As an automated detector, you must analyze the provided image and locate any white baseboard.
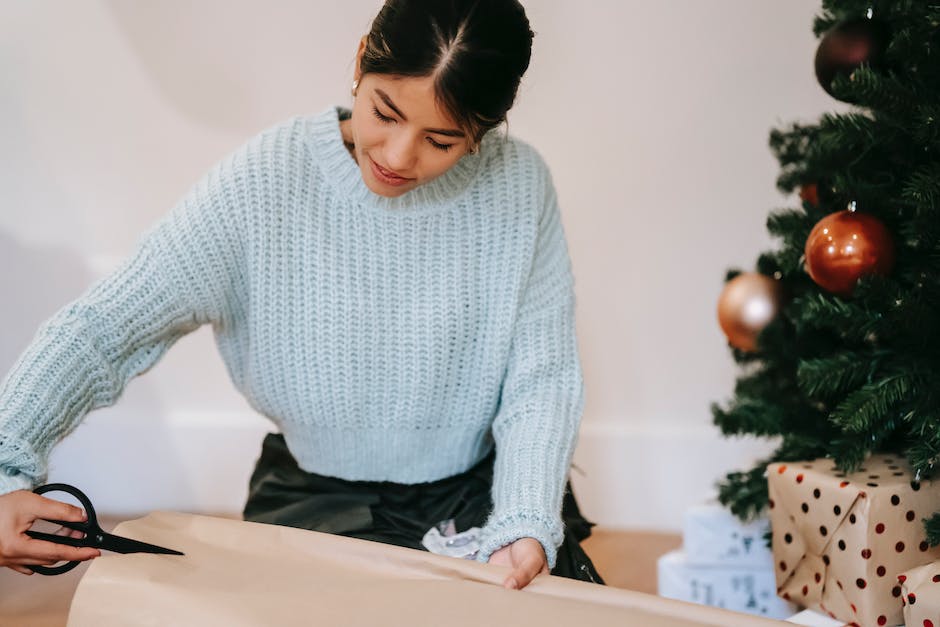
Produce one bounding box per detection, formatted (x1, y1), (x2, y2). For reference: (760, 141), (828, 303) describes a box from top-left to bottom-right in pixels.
(48, 411), (775, 530)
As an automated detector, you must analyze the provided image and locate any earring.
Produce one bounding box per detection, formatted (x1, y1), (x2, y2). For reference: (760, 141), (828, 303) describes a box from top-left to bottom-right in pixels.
(351, 79), (359, 97)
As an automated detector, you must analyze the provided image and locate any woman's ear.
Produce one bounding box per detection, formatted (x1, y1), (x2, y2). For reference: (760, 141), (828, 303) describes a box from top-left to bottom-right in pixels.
(354, 35), (367, 82)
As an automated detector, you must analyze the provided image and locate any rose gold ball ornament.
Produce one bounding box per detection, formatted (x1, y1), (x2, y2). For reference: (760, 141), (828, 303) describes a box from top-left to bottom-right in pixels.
(804, 208), (895, 297)
(717, 273), (784, 352)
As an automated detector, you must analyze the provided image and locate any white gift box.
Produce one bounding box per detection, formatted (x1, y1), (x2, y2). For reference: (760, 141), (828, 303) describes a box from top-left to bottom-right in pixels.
(784, 609), (845, 626)
(657, 550), (797, 620)
(683, 502), (773, 567)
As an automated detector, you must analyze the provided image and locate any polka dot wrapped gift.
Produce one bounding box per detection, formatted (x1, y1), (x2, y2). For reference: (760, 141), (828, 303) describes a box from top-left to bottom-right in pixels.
(767, 455), (940, 627)
(898, 560), (940, 627)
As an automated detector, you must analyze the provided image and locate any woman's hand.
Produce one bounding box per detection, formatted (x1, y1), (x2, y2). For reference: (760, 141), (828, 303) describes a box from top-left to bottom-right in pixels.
(487, 537), (549, 590)
(0, 490), (100, 575)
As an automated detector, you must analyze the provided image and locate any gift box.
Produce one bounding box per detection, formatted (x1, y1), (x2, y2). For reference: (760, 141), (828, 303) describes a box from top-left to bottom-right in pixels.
(768, 454), (940, 627)
(658, 550), (797, 619)
(684, 502), (773, 567)
(898, 560), (940, 627)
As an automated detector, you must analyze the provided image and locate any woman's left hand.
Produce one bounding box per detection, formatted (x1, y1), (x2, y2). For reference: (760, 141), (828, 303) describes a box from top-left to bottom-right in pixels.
(488, 537), (549, 590)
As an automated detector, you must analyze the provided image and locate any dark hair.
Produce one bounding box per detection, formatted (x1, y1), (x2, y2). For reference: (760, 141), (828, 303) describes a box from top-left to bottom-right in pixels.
(360, 0), (534, 145)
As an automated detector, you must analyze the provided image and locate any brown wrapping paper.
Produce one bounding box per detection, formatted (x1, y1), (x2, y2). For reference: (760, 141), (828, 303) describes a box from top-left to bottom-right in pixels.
(899, 560), (940, 627)
(66, 512), (783, 626)
(768, 455), (940, 627)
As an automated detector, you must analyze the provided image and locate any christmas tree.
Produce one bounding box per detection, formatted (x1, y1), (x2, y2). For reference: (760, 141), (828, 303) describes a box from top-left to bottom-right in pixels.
(714, 0), (940, 544)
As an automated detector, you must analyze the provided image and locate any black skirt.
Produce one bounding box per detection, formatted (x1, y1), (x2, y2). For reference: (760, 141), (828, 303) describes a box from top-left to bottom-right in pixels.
(243, 433), (605, 584)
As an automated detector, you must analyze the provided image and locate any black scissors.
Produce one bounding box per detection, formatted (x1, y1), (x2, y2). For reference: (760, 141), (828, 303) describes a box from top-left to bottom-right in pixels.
(26, 483), (184, 575)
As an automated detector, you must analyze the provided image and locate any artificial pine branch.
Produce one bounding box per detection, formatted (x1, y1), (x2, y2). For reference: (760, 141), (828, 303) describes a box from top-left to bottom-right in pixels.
(796, 352), (881, 400)
(829, 374), (916, 433)
(718, 464), (768, 522)
(717, 3), (940, 545)
(925, 513), (940, 547)
(902, 164), (940, 213)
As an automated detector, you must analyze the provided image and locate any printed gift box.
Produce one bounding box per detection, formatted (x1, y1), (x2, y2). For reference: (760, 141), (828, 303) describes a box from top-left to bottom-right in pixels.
(683, 502), (773, 567)
(768, 454), (940, 627)
(657, 550), (797, 619)
(898, 560), (940, 627)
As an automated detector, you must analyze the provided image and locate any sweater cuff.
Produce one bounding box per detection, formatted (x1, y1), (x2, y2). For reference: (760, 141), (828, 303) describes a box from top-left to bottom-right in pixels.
(0, 430), (41, 496)
(475, 511), (563, 570)
(0, 468), (33, 496)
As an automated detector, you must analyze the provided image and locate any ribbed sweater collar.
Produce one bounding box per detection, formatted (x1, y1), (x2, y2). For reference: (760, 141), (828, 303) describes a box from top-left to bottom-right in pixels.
(305, 106), (493, 213)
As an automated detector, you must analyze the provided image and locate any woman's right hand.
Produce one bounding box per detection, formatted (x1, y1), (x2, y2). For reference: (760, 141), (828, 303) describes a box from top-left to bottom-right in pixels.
(0, 489), (100, 575)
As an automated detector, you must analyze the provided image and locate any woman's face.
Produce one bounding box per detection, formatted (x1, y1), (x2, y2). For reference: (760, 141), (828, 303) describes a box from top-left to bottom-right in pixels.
(348, 71), (472, 198)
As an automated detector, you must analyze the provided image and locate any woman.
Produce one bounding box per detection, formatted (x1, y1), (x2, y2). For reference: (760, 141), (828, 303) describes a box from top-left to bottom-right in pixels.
(0, 0), (602, 591)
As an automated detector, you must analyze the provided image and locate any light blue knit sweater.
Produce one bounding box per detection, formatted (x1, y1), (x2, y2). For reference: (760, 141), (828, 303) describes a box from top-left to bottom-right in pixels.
(0, 106), (583, 567)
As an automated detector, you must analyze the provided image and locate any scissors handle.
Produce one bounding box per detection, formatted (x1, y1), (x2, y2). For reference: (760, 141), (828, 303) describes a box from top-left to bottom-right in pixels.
(26, 483), (103, 575)
(27, 483), (101, 575)
(24, 530), (87, 548)
(25, 483), (183, 575)
(33, 483), (100, 524)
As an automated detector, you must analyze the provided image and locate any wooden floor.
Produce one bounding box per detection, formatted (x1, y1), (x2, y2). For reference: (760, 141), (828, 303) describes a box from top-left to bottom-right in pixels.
(0, 522), (680, 627)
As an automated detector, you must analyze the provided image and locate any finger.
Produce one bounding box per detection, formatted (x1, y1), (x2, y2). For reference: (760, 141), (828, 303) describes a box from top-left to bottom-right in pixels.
(16, 549), (98, 567)
(503, 555), (545, 590)
(61, 527), (86, 540)
(24, 540), (99, 564)
(30, 493), (86, 523)
(8, 564), (34, 576)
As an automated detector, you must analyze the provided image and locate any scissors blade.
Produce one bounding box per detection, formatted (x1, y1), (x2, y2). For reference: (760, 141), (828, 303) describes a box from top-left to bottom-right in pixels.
(98, 532), (184, 556)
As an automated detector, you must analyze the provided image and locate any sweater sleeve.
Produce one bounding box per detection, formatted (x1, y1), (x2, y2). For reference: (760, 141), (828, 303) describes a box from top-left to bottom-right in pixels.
(0, 131), (260, 496)
(475, 170), (584, 569)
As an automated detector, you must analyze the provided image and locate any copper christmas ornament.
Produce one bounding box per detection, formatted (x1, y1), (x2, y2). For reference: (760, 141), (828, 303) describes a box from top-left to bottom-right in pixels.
(804, 209), (895, 297)
(799, 183), (819, 208)
(814, 17), (888, 100)
(717, 273), (783, 352)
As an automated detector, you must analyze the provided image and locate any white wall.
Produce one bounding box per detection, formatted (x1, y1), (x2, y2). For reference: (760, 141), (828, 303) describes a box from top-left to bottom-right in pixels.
(0, 1), (838, 528)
